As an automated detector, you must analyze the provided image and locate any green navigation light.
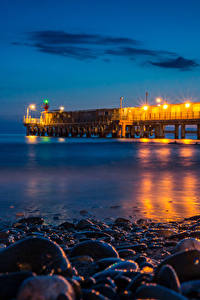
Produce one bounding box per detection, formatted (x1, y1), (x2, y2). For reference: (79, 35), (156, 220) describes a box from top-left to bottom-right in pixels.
(43, 99), (49, 104)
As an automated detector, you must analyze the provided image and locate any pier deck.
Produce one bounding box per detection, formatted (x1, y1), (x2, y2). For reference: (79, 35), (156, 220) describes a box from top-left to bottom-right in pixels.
(24, 102), (200, 139)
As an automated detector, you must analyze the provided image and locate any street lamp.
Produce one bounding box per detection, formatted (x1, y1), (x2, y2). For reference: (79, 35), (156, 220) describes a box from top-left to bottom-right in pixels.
(60, 106), (64, 112)
(26, 104), (36, 119)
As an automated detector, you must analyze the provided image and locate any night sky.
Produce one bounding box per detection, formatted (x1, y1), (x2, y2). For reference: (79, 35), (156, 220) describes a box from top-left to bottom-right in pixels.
(1, 0), (200, 131)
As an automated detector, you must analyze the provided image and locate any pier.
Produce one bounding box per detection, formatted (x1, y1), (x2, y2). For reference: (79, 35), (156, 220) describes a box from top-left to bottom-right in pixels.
(24, 101), (200, 139)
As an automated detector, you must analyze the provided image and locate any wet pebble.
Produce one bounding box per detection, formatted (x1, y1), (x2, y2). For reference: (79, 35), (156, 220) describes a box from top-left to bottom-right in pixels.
(0, 236), (73, 276)
(17, 275), (75, 300)
(70, 240), (119, 260)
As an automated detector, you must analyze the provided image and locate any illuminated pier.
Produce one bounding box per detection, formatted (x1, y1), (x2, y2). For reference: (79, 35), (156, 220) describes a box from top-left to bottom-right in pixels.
(24, 101), (200, 139)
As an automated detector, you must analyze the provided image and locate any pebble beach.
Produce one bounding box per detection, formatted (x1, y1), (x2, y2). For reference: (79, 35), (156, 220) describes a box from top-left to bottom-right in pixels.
(1, 214), (200, 299)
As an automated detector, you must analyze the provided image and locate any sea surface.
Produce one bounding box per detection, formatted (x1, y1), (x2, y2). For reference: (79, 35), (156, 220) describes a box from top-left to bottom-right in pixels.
(1, 134), (200, 224)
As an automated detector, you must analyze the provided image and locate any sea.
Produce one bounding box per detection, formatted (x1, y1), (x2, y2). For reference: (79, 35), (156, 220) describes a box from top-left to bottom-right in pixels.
(1, 133), (200, 224)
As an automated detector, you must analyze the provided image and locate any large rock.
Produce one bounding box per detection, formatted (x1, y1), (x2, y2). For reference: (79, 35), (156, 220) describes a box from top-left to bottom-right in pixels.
(174, 238), (200, 253)
(135, 284), (187, 300)
(0, 237), (73, 276)
(70, 240), (119, 260)
(17, 275), (75, 300)
(155, 264), (181, 293)
(0, 271), (34, 300)
(155, 250), (200, 282)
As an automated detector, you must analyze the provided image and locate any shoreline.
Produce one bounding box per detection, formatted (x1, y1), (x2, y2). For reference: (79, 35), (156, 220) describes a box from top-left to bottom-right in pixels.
(1, 214), (200, 298)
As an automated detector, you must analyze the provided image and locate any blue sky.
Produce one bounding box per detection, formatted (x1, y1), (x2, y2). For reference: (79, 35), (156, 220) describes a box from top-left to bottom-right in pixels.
(1, 0), (200, 129)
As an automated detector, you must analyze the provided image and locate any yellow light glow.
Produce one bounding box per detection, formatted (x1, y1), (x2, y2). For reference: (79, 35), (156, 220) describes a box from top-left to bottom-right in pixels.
(156, 98), (161, 103)
(60, 106), (64, 111)
(185, 103), (191, 108)
(29, 104), (36, 110)
(157, 104), (161, 107)
(163, 104), (168, 109)
(143, 105), (149, 111)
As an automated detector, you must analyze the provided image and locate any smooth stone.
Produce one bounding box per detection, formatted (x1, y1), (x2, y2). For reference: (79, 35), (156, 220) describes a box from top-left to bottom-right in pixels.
(114, 218), (132, 226)
(118, 249), (136, 258)
(17, 217), (44, 225)
(113, 275), (131, 292)
(106, 260), (139, 272)
(153, 229), (177, 238)
(93, 269), (139, 280)
(127, 273), (152, 293)
(70, 240), (119, 260)
(169, 232), (189, 240)
(96, 258), (123, 271)
(81, 277), (96, 289)
(0, 236), (73, 276)
(76, 219), (94, 230)
(0, 271), (34, 300)
(70, 255), (93, 264)
(93, 284), (116, 299)
(135, 284), (187, 300)
(58, 222), (76, 231)
(174, 238), (200, 253)
(155, 249), (200, 282)
(181, 279), (200, 297)
(155, 264), (181, 293)
(17, 275), (75, 300)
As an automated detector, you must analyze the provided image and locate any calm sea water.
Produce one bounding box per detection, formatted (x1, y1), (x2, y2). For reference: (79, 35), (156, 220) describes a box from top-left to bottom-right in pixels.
(1, 134), (200, 224)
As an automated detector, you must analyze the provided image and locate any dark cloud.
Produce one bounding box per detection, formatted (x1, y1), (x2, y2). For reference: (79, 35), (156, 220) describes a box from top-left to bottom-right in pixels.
(29, 30), (140, 46)
(12, 30), (198, 71)
(105, 47), (175, 58)
(150, 56), (199, 70)
(35, 43), (98, 60)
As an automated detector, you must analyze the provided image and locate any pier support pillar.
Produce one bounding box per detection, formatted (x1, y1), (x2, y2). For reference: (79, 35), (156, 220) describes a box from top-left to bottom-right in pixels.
(130, 126), (135, 138)
(121, 123), (126, 138)
(175, 124), (179, 139)
(181, 125), (186, 139)
(155, 125), (164, 138)
(197, 124), (200, 140)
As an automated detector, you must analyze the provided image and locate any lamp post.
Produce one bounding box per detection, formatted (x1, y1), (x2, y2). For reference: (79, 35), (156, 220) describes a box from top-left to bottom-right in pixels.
(26, 104), (36, 119)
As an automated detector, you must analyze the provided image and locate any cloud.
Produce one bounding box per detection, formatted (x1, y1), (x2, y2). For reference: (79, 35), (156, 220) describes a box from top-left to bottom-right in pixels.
(150, 56), (199, 70)
(29, 30), (140, 46)
(105, 47), (175, 58)
(12, 30), (199, 71)
(35, 43), (98, 60)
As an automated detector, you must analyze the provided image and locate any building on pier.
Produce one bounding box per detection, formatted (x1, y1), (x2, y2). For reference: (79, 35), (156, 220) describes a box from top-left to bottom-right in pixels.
(24, 101), (200, 139)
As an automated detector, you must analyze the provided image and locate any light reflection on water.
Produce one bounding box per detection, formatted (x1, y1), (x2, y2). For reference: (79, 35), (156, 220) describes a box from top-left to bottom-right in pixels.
(1, 134), (200, 223)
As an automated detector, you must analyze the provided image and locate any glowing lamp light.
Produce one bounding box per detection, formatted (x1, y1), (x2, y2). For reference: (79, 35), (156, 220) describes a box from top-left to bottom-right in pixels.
(163, 104), (168, 109)
(60, 106), (64, 112)
(43, 99), (49, 104)
(29, 104), (36, 110)
(143, 105), (149, 111)
(185, 103), (191, 108)
(156, 98), (161, 103)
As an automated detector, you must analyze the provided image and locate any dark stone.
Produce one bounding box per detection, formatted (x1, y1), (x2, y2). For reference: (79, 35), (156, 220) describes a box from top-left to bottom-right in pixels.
(155, 250), (200, 282)
(76, 219), (94, 230)
(70, 240), (119, 260)
(58, 221), (76, 231)
(96, 258), (123, 271)
(135, 283), (187, 299)
(81, 277), (96, 289)
(127, 273), (152, 293)
(0, 271), (34, 300)
(155, 264), (181, 293)
(17, 217), (44, 225)
(118, 249), (136, 258)
(181, 279), (200, 298)
(93, 284), (117, 299)
(0, 236), (73, 276)
(106, 260), (139, 272)
(113, 275), (131, 292)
